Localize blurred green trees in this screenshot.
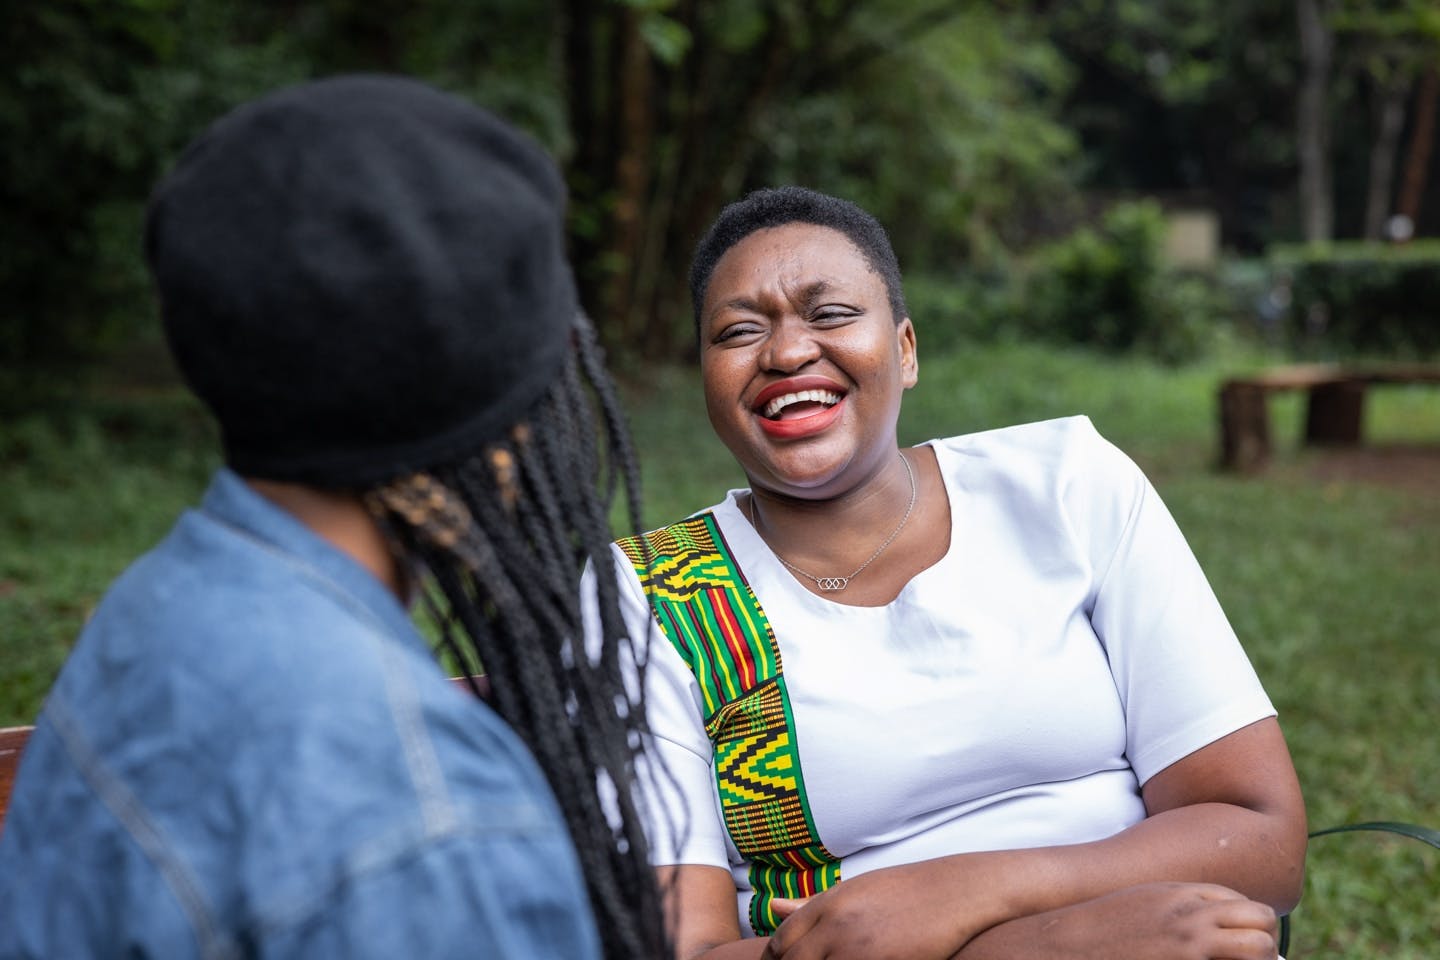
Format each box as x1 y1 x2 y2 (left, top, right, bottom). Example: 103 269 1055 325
2 0 1437 404
1 1 308 406
557 0 1080 360
1019 201 1216 363
1 0 1080 384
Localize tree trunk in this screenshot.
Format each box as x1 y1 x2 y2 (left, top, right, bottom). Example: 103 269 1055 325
607 7 656 346
559 0 611 331
562 0 954 363
1396 66 1439 225
1363 76 1410 241
1296 0 1334 243
634 6 799 360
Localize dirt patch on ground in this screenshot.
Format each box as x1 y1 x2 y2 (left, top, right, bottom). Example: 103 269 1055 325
1301 444 1440 498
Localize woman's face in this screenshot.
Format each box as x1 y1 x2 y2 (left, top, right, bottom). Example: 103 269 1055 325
698 222 917 500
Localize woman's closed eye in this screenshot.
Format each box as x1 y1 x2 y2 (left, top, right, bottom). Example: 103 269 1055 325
712 320 765 343
810 305 861 324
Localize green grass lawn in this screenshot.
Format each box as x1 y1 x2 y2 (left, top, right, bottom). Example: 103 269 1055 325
3 340 1437 956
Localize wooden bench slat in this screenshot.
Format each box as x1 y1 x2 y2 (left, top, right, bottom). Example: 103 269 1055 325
451 674 491 699
1219 362 1440 470
0 725 35 833
1231 363 1352 390
1353 364 1440 385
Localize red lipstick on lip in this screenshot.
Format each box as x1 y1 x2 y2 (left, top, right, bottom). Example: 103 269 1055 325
752 375 847 440
752 375 847 412
758 398 845 438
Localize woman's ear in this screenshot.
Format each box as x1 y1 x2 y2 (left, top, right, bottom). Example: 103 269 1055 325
897 317 919 389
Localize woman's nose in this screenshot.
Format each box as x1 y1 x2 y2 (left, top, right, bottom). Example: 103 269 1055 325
760 318 820 372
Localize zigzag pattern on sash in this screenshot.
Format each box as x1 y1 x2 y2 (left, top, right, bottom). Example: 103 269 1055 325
713 684 795 801
619 520 731 603
706 675 788 742
619 515 780 718
617 512 840 936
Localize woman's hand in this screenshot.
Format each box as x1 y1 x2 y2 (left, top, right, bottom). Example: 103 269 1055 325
954 882 1279 960
664 720 1303 959
760 859 987 960
764 881 1278 960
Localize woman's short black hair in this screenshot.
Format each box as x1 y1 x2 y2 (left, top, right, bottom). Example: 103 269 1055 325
688 185 908 331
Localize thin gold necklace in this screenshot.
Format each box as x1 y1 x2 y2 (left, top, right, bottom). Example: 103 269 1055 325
746 453 917 592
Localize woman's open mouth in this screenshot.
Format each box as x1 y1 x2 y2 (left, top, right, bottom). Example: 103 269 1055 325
762 389 842 420
752 379 847 438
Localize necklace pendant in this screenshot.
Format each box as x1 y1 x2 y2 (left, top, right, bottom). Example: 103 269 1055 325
817 577 849 591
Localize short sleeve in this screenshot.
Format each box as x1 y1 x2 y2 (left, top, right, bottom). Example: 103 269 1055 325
1065 422 1275 784
582 546 732 870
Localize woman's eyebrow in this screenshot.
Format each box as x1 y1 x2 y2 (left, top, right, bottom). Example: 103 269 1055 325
706 279 838 326
796 280 833 312
717 296 763 314
705 297 764 328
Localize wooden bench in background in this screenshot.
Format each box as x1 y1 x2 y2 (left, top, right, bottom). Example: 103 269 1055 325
1219 363 1440 471
0 725 31 835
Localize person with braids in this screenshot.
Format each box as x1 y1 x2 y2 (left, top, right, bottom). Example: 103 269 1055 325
0 75 668 959
597 186 1305 959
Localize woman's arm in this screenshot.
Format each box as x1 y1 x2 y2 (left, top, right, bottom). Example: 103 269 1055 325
649 431 1306 959
659 864 772 960
761 717 1304 960
951 881 1280 960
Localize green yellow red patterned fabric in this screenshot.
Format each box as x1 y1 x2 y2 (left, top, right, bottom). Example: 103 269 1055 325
616 512 840 934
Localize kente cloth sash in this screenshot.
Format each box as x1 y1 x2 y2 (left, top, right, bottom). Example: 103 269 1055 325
617 512 840 935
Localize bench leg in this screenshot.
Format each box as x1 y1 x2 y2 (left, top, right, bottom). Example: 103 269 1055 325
1304 381 1365 446
1219 382 1271 470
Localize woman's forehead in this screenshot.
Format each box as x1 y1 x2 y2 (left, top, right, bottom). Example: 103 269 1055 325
709 223 874 292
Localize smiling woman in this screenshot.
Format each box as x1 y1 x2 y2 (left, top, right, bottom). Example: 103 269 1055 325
699 219 917 510
590 186 1307 960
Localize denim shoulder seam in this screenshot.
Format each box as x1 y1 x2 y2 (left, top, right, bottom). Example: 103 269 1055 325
376 628 457 832
197 508 398 640
202 507 458 830
44 691 242 960
251 809 555 936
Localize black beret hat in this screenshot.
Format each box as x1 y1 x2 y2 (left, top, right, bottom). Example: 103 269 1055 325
145 73 577 487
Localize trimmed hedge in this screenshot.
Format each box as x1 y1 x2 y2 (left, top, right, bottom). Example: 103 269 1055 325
1271 242 1440 357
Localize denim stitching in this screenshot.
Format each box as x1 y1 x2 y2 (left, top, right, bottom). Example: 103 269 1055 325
45 691 242 960
251 808 554 935
376 631 457 834
200 507 459 832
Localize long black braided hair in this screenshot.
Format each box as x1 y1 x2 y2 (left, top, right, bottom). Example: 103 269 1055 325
366 318 670 959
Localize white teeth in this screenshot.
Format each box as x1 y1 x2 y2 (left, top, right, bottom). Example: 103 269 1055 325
762 390 841 418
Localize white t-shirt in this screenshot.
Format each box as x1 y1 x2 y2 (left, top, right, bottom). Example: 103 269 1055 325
605 416 1275 933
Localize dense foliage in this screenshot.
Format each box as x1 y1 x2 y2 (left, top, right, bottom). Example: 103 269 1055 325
3 0 1438 397
1017 201 1220 362
1271 240 1440 356
905 202 1228 364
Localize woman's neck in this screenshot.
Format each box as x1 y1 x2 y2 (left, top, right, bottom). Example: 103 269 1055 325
745 446 950 605
245 478 405 599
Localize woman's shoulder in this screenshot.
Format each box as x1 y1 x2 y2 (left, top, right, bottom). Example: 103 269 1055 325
616 490 737 537
925 415 1145 500
927 415 1115 465
607 493 748 592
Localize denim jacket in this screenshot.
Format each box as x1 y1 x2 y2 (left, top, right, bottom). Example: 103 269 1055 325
0 469 600 959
